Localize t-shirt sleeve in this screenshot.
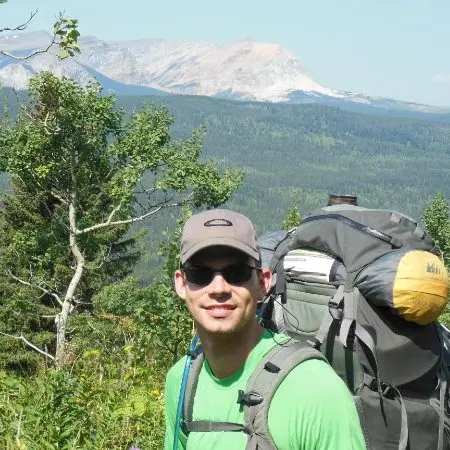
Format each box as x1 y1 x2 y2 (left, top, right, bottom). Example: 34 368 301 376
164 357 188 450
268 359 366 450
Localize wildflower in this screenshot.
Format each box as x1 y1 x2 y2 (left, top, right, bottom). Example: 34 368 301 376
82 349 101 359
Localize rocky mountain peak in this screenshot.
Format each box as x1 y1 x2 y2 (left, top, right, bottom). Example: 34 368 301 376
0 32 445 115
0 32 336 102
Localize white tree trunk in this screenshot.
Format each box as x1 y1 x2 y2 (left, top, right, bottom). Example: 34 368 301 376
55 163 84 368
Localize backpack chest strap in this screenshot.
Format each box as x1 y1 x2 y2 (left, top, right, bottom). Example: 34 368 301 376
183 420 249 434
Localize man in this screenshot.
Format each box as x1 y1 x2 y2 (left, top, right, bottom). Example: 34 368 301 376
164 209 365 449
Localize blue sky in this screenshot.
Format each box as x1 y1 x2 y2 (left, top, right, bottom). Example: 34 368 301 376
2 0 450 106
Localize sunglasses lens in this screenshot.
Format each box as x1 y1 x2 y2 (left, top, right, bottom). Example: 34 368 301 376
222 264 253 284
183 264 256 285
184 267 214 285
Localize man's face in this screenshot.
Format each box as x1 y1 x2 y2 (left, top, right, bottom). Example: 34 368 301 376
174 246 271 336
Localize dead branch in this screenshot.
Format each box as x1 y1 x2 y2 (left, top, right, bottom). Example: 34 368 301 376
76 198 186 235
0 331 55 361
0 10 37 33
50 190 69 205
85 243 113 270
0 32 58 61
5 270 63 307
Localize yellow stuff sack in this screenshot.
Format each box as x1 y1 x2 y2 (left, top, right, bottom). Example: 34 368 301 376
357 249 448 325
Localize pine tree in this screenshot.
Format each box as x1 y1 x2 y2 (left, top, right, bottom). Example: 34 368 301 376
423 192 450 268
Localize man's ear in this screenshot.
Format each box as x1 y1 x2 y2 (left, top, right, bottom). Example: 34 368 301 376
258 268 272 295
174 269 187 300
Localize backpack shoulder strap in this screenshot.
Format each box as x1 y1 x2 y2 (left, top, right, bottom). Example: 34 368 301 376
433 323 450 450
182 347 248 435
243 339 327 449
182 346 204 433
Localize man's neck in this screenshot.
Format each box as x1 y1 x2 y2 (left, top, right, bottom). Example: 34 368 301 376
198 322 265 379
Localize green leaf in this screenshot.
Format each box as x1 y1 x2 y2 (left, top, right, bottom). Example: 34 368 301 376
57 49 71 60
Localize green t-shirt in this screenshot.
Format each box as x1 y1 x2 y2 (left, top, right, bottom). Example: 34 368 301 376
164 330 366 450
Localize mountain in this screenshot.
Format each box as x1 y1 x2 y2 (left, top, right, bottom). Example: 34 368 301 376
0 32 168 95
78 35 340 102
0 31 448 117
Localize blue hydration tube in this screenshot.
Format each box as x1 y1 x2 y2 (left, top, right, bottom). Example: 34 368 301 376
173 334 200 450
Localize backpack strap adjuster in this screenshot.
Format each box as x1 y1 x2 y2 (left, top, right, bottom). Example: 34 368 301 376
328 301 343 320
237 390 264 407
307 337 321 349
363 373 394 398
264 361 281 373
186 344 203 359
382 384 394 398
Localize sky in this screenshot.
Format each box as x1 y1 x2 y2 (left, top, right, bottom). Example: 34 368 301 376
2 0 450 107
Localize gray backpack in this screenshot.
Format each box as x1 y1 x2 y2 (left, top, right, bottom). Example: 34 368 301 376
260 205 450 450
181 339 327 449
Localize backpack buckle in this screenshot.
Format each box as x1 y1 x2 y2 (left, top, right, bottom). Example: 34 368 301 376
237 390 263 406
307 337 321 350
382 384 394 398
328 301 343 320
365 375 394 398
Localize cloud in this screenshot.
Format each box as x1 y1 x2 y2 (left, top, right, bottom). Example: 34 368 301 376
432 74 450 84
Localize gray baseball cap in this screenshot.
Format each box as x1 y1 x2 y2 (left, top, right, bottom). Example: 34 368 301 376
180 209 260 265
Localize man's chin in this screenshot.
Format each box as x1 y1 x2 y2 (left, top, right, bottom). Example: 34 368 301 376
199 319 240 336
206 324 236 336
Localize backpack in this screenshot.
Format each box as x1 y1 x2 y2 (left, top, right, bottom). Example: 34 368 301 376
181 339 327 450
259 205 450 450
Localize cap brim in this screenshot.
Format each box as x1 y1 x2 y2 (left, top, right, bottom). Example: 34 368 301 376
180 237 260 265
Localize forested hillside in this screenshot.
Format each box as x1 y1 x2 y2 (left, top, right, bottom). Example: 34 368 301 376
2 89 450 281
3 88 449 228
116 94 450 231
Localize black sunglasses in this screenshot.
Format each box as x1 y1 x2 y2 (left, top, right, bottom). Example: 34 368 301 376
182 263 259 286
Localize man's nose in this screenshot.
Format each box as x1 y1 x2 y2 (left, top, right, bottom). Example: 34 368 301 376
208 272 231 294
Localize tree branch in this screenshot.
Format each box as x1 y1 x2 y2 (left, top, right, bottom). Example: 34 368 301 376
0 33 58 61
50 189 68 205
85 243 113 270
135 185 158 196
75 205 164 234
5 270 63 307
106 204 122 224
0 10 37 33
0 331 55 361
76 198 189 235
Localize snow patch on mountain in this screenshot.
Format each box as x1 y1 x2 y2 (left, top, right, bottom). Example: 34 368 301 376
0 32 339 102
0 63 35 90
76 37 340 102
0 31 53 51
